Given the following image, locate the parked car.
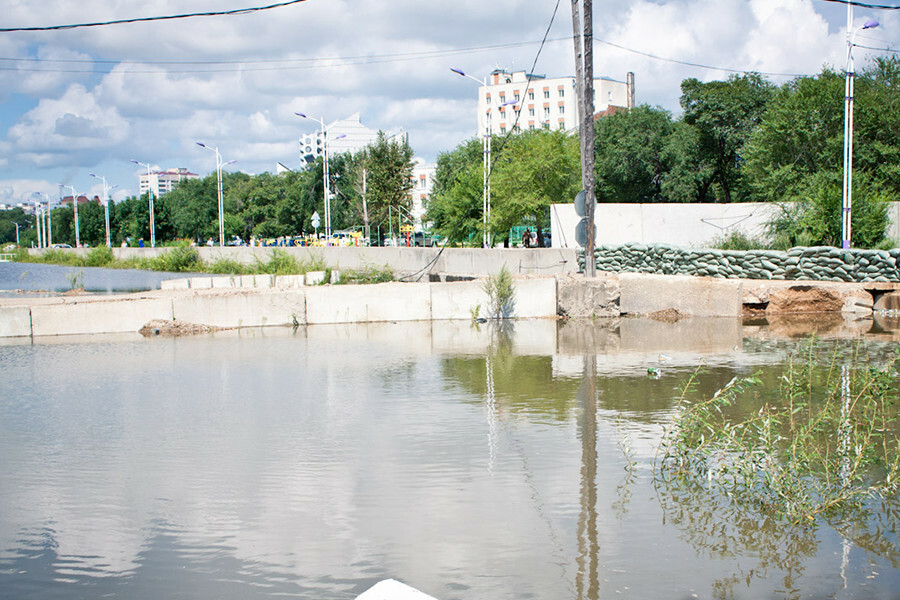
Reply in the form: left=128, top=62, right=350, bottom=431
left=413, top=232, right=437, bottom=247
left=51, top=243, right=73, bottom=248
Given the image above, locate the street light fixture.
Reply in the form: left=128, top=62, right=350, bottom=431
left=90, top=173, right=117, bottom=248
left=196, top=143, right=236, bottom=246
left=841, top=11, right=879, bottom=249
left=130, top=159, right=157, bottom=247
left=295, top=112, right=345, bottom=243
left=58, top=184, right=80, bottom=248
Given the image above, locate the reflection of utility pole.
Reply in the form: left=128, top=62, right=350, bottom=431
left=576, top=353, right=599, bottom=600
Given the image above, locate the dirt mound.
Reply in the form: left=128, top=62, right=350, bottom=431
left=139, top=319, right=217, bottom=337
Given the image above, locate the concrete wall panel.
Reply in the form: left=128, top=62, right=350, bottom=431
left=31, top=297, right=174, bottom=336
left=305, top=282, right=431, bottom=324
left=161, top=278, right=190, bottom=290
left=172, top=290, right=306, bottom=328
left=0, top=306, right=32, bottom=337
left=619, top=273, right=742, bottom=317
left=430, top=281, right=489, bottom=320
left=512, top=278, right=558, bottom=318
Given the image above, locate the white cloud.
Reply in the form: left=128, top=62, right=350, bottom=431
left=0, top=0, right=894, bottom=203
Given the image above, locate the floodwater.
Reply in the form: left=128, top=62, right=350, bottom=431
left=0, top=262, right=195, bottom=296
left=1, top=318, right=899, bottom=600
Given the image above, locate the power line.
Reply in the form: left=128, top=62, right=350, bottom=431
left=0, top=0, right=310, bottom=33
left=0, top=34, right=818, bottom=79
left=816, top=0, right=900, bottom=9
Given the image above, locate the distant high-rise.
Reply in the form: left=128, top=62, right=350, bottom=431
left=298, top=112, right=406, bottom=163
left=138, top=167, right=200, bottom=198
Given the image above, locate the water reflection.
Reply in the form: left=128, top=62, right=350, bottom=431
left=1, top=318, right=898, bottom=599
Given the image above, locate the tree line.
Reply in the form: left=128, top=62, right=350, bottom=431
left=4, top=59, right=899, bottom=249
left=2, top=132, right=415, bottom=248
left=427, top=57, right=900, bottom=249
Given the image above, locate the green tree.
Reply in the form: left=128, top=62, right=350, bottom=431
left=490, top=129, right=580, bottom=244
left=363, top=132, right=414, bottom=235
left=680, top=73, right=775, bottom=202
left=593, top=105, right=676, bottom=203
left=425, top=137, right=484, bottom=244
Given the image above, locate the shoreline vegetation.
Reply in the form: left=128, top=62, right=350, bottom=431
left=656, top=339, right=900, bottom=531
left=12, top=245, right=394, bottom=285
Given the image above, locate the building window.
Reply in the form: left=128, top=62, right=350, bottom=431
left=544, top=107, right=550, bottom=117
left=543, top=122, right=550, bottom=130
left=486, top=96, right=491, bottom=105
left=559, top=105, right=565, bottom=114
left=528, top=92, right=534, bottom=100
left=544, top=90, right=550, bottom=99
left=514, top=93, right=520, bottom=102
left=529, top=123, right=535, bottom=130
left=559, top=88, right=565, bottom=97
left=529, top=108, right=535, bottom=116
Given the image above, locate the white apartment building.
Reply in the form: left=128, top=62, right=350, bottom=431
left=409, top=158, right=436, bottom=231
left=299, top=112, right=407, bottom=163
left=474, top=69, right=634, bottom=136
left=138, top=168, right=200, bottom=198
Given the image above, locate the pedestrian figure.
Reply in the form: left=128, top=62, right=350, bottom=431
left=523, top=228, right=532, bottom=248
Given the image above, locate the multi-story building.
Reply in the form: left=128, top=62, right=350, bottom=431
left=408, top=158, right=436, bottom=231
left=299, top=112, right=406, bottom=163
left=138, top=168, right=200, bottom=198
left=473, top=69, right=634, bottom=136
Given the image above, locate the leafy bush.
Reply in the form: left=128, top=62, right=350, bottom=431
left=710, top=230, right=768, bottom=251
left=84, top=245, right=114, bottom=267
left=766, top=172, right=890, bottom=249
left=148, top=243, right=202, bottom=272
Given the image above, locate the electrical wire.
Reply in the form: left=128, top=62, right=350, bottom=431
left=815, top=0, right=900, bottom=9
left=0, top=0, right=310, bottom=33
left=0, top=34, right=817, bottom=79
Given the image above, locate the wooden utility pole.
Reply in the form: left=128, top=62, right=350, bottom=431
left=571, top=0, right=596, bottom=277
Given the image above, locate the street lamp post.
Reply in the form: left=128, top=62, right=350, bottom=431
left=11, top=222, right=21, bottom=246
left=90, top=173, right=117, bottom=248
left=58, top=184, right=80, bottom=248
left=450, top=69, right=517, bottom=247
left=295, top=113, right=345, bottom=243
left=196, top=143, right=236, bottom=246
left=130, top=160, right=157, bottom=247
left=841, top=8, right=879, bottom=249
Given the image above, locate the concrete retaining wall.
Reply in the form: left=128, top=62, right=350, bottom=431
left=0, top=277, right=560, bottom=338
left=583, top=243, right=900, bottom=283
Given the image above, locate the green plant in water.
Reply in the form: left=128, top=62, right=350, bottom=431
left=483, top=264, right=516, bottom=319
left=656, top=341, right=900, bottom=524
left=65, top=268, right=84, bottom=290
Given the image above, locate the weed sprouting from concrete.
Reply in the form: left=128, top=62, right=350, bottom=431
left=483, top=265, right=516, bottom=319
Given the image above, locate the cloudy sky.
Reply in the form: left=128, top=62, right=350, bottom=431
left=0, top=0, right=895, bottom=205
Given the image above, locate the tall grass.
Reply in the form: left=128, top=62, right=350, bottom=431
left=656, top=341, right=900, bottom=524
left=14, top=246, right=330, bottom=276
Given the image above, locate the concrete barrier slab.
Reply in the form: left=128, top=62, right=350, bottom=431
left=430, top=280, right=489, bottom=320
left=306, top=282, right=431, bottom=323
left=619, top=273, right=742, bottom=317
left=275, top=275, right=305, bottom=289
left=512, top=277, right=558, bottom=318
left=212, top=276, right=237, bottom=289
left=189, top=277, right=213, bottom=289
left=31, top=297, right=174, bottom=336
left=160, top=278, right=190, bottom=290
left=0, top=306, right=32, bottom=337
left=172, top=290, right=306, bottom=328
left=253, top=274, right=274, bottom=288
left=305, top=271, right=326, bottom=286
